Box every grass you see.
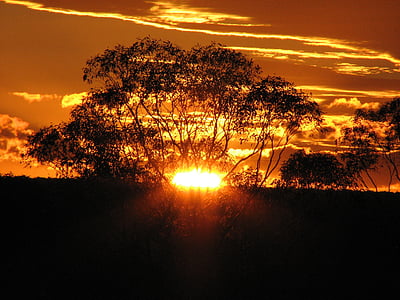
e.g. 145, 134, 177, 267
4, 176, 400, 298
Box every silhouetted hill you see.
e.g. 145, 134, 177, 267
3, 176, 400, 298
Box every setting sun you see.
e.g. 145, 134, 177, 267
172, 169, 222, 189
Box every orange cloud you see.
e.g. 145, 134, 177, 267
12, 91, 60, 103
327, 98, 380, 110
61, 92, 87, 108
319, 114, 353, 141
0, 114, 32, 162
229, 46, 400, 76
334, 63, 400, 76
146, 1, 260, 26
4, 0, 400, 71
229, 46, 340, 60
298, 85, 400, 99
228, 148, 270, 159
12, 91, 86, 108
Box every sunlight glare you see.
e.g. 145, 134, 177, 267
172, 169, 222, 189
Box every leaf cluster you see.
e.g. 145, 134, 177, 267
279, 150, 355, 190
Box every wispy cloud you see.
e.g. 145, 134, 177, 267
11, 92, 87, 108
145, 1, 265, 27
12, 91, 60, 103
228, 148, 271, 159
229, 46, 400, 77
334, 63, 400, 76
298, 85, 400, 99
4, 0, 399, 78
12, 90, 86, 108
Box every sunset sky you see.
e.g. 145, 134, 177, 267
1, 0, 399, 188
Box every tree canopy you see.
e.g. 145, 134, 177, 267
278, 150, 355, 190
25, 37, 322, 184
340, 97, 400, 191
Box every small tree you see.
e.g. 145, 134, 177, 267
340, 97, 400, 191
278, 150, 354, 189
340, 125, 379, 191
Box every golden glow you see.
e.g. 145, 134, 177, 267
172, 169, 222, 189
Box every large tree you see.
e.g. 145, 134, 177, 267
25, 37, 321, 184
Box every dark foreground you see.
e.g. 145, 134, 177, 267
4, 176, 400, 298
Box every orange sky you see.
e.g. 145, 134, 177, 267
0, 0, 399, 189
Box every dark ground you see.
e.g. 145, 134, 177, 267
3, 176, 400, 298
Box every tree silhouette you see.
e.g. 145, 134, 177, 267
340, 97, 400, 191
340, 125, 379, 191
278, 150, 354, 189
24, 124, 78, 178
231, 76, 322, 186
25, 37, 321, 183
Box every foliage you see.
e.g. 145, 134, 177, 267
25, 37, 321, 183
278, 150, 355, 189
340, 125, 379, 191
233, 76, 322, 186
225, 167, 261, 188
24, 124, 80, 178
340, 97, 400, 191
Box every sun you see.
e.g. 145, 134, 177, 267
172, 169, 222, 189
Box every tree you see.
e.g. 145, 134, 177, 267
24, 124, 78, 178
278, 150, 354, 189
25, 37, 322, 184
230, 76, 322, 186
340, 125, 379, 191
340, 97, 400, 191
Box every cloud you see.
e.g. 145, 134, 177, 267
228, 148, 271, 159
12, 91, 86, 108
298, 85, 400, 99
0, 114, 32, 162
229, 46, 340, 60
229, 46, 400, 76
294, 114, 354, 146
146, 1, 260, 27
61, 92, 87, 108
4, 0, 400, 73
320, 114, 353, 141
334, 63, 400, 76
327, 98, 380, 110
12, 91, 60, 103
